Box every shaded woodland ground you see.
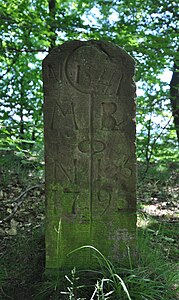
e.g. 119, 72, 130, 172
0, 152, 178, 299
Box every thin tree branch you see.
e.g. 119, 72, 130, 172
143, 117, 173, 177
0, 183, 44, 223
48, 0, 57, 51
142, 116, 173, 179
0, 54, 20, 80
148, 117, 172, 162
4, 47, 48, 53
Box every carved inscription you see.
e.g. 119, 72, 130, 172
65, 46, 123, 95
47, 63, 63, 84
78, 140, 105, 154
51, 102, 78, 130
101, 102, 119, 130
46, 44, 135, 216
65, 50, 125, 222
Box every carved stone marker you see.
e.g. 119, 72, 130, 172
43, 40, 136, 271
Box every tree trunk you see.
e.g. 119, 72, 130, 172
19, 104, 24, 139
48, 0, 57, 51
170, 58, 179, 144
19, 80, 24, 140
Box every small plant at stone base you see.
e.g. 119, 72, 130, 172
60, 267, 86, 300
61, 272, 116, 300
90, 278, 114, 300
68, 245, 132, 300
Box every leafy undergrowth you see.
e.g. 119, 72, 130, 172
0, 156, 179, 299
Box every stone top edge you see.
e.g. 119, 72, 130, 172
42, 39, 135, 67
